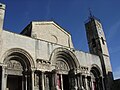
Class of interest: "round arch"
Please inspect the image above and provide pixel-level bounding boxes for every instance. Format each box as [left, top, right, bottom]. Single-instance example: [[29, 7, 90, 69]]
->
[[1, 48, 35, 90], [49, 48, 80, 90], [2, 48, 35, 69], [50, 47, 80, 70], [90, 64, 103, 90], [90, 64, 102, 76]]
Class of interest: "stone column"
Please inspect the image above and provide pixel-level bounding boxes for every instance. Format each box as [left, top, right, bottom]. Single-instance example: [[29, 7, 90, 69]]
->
[[80, 74, 83, 90], [51, 73, 55, 90], [70, 76, 78, 90], [100, 76, 105, 90], [25, 74, 27, 90], [60, 74, 63, 90], [41, 72, 45, 90], [22, 75, 24, 90], [77, 76, 80, 89], [51, 70, 57, 90], [44, 74, 47, 90], [76, 73, 82, 90], [87, 76, 92, 90], [23, 69, 28, 90], [1, 66, 7, 90], [91, 78, 94, 90], [46, 74, 50, 90], [85, 76, 88, 90], [55, 72, 58, 90], [74, 77, 78, 90], [34, 72, 40, 89], [31, 70, 35, 90]]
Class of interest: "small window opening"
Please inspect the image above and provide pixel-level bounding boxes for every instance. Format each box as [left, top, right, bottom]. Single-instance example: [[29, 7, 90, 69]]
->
[[101, 37, 105, 45], [92, 38, 96, 47]]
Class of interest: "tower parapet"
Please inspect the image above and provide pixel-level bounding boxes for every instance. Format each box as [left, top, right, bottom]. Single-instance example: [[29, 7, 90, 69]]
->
[[0, 3, 5, 31]]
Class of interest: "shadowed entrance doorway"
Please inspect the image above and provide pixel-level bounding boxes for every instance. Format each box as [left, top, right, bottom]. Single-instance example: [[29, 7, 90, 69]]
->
[[62, 74, 69, 90], [7, 75, 22, 90]]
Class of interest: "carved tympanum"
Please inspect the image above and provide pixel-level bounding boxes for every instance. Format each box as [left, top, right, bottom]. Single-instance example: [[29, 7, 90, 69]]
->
[[6, 60, 23, 70], [56, 60, 69, 71]]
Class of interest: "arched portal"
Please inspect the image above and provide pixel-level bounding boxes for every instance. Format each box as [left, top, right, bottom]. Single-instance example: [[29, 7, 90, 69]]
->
[[50, 48, 80, 90], [90, 66, 103, 90], [2, 48, 35, 90]]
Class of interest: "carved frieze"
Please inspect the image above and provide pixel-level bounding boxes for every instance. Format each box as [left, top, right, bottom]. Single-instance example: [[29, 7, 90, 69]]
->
[[81, 66, 88, 74], [36, 59, 52, 71]]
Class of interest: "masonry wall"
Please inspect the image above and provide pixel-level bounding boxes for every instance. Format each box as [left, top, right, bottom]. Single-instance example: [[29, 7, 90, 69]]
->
[[0, 30, 102, 73], [0, 30, 36, 64]]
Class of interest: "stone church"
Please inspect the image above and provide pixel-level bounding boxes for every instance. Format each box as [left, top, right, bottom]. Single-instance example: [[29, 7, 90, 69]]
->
[[0, 3, 114, 90]]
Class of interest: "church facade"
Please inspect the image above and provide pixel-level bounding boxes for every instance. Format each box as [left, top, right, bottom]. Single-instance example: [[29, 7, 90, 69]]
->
[[0, 3, 113, 90]]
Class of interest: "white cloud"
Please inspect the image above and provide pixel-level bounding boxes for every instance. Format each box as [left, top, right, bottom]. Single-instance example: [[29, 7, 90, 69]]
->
[[113, 67, 120, 80]]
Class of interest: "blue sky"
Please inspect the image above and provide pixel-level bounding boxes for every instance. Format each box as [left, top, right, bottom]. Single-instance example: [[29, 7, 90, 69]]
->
[[1, 0, 120, 79]]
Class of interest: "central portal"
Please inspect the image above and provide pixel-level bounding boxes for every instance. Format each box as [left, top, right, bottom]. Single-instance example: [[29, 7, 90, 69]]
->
[[7, 75, 22, 90]]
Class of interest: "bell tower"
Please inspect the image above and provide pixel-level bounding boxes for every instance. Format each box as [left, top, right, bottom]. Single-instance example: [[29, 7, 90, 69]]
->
[[0, 3, 5, 31], [85, 14, 113, 90]]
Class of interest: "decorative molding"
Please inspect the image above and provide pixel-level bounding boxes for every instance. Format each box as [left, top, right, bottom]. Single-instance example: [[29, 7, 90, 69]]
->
[[2, 48, 35, 68], [50, 47, 80, 69], [80, 66, 89, 74], [36, 59, 52, 71]]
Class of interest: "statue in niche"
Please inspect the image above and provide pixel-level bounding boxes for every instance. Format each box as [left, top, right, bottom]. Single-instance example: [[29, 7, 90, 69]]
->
[[35, 73, 39, 87]]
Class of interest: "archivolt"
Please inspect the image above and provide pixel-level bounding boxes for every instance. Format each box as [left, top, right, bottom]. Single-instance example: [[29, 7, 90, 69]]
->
[[2, 48, 35, 68], [49, 47, 80, 69], [90, 64, 102, 76]]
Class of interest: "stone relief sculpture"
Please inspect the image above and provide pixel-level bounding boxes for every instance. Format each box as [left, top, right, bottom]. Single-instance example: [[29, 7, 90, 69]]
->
[[6, 60, 23, 70], [56, 60, 69, 71], [35, 73, 39, 87]]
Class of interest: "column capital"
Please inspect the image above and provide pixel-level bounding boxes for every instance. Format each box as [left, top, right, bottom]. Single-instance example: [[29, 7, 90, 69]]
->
[[81, 74, 88, 78], [31, 67, 36, 71], [2, 64, 7, 69], [41, 71, 45, 73], [85, 75, 88, 78], [100, 75, 104, 78], [76, 72, 82, 76], [52, 69, 58, 74]]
